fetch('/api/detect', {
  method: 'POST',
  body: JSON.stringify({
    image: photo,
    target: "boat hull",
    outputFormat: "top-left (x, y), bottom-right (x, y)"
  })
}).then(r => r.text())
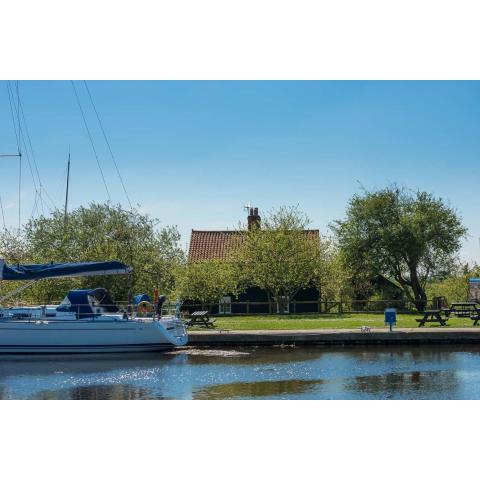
top-left (0, 344), bottom-right (174, 353)
top-left (0, 317), bottom-right (188, 354)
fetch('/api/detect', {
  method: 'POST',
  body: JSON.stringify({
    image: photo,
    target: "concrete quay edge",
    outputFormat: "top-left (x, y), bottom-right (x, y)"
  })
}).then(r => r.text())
top-left (187, 328), bottom-right (480, 346)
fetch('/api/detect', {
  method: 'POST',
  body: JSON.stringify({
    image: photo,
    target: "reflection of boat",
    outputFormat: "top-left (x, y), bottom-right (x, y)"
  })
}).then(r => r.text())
top-left (0, 259), bottom-right (188, 353)
top-left (0, 351), bottom-right (186, 399)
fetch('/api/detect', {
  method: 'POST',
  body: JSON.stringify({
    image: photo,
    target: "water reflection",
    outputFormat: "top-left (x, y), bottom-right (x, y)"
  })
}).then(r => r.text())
top-left (168, 347), bottom-right (323, 366)
top-left (0, 345), bottom-right (479, 399)
top-left (33, 384), bottom-right (157, 400)
top-left (347, 370), bottom-right (460, 399)
top-left (194, 379), bottom-right (324, 399)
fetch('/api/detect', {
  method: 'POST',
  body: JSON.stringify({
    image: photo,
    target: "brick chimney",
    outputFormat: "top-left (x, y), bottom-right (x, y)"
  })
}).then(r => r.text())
top-left (247, 207), bottom-right (261, 231)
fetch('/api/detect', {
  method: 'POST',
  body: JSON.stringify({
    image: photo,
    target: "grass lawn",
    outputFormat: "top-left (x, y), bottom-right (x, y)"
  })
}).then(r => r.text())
top-left (188, 313), bottom-right (475, 330)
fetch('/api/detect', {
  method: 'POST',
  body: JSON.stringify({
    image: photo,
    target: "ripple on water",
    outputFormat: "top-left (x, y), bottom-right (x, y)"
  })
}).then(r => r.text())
top-left (31, 384), bottom-right (160, 400)
top-left (2, 345), bottom-right (480, 399)
top-left (166, 348), bottom-right (250, 357)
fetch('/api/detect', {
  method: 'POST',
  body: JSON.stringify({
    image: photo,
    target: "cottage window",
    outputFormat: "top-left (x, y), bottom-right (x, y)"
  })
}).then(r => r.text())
top-left (219, 296), bottom-right (232, 315)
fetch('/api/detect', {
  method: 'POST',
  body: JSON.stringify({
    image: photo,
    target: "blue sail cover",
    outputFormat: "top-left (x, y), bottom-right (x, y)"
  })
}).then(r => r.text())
top-left (0, 260), bottom-right (131, 281)
top-left (56, 289), bottom-right (97, 318)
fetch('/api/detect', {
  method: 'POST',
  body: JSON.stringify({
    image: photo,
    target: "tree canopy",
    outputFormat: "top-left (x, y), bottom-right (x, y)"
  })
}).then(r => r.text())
top-left (313, 237), bottom-right (348, 309)
top-left (234, 206), bottom-right (337, 312)
top-left (174, 259), bottom-right (243, 309)
top-left (333, 186), bottom-right (467, 311)
top-left (0, 190), bottom-right (471, 314)
top-left (0, 203), bottom-right (185, 304)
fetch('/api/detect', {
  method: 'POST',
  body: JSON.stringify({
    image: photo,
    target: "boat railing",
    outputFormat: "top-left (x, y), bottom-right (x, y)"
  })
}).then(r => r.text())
top-left (1, 301), bottom-right (184, 322)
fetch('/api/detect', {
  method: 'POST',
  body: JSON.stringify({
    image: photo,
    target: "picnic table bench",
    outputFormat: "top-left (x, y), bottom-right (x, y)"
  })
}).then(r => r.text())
top-left (447, 302), bottom-right (480, 325)
top-left (416, 303), bottom-right (480, 327)
top-left (185, 310), bottom-right (216, 328)
top-left (416, 309), bottom-right (448, 327)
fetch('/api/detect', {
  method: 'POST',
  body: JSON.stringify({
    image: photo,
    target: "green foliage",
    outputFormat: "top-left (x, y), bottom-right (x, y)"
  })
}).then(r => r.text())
top-left (313, 237), bottom-right (349, 304)
top-left (426, 263), bottom-right (480, 304)
top-left (0, 229), bottom-right (31, 302)
top-left (175, 259), bottom-right (243, 308)
top-left (333, 186), bottom-right (467, 311)
top-left (235, 206), bottom-right (341, 312)
top-left (0, 229), bottom-right (29, 263)
top-left (1, 191), bottom-right (471, 314)
top-left (0, 203), bottom-right (185, 304)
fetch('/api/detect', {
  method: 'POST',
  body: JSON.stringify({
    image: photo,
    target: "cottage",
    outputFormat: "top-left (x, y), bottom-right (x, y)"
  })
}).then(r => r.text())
top-left (186, 207), bottom-right (321, 314)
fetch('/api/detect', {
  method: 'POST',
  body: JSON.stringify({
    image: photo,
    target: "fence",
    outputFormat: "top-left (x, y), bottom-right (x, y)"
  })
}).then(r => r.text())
top-left (0, 298), bottom-right (429, 316)
top-left (0, 301), bottom-right (178, 320)
top-left (178, 299), bottom-right (421, 315)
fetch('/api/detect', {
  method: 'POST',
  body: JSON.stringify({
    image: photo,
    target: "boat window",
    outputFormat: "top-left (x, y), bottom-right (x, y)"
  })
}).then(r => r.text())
top-left (58, 296), bottom-right (72, 308)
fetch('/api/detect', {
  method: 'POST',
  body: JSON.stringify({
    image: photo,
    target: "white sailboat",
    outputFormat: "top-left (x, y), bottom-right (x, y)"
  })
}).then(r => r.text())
top-left (0, 259), bottom-right (188, 353)
top-left (0, 82), bottom-right (188, 353)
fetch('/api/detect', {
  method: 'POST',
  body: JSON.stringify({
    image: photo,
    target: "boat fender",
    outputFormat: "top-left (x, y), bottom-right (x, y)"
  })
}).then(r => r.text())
top-left (137, 300), bottom-right (153, 317)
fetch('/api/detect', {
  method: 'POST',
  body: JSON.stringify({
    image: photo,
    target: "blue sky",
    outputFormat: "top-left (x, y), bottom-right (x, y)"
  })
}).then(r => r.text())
top-left (1, 81), bottom-right (479, 260)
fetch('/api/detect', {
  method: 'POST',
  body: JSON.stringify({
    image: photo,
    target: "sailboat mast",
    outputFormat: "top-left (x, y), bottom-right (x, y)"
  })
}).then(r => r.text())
top-left (64, 151), bottom-right (71, 224)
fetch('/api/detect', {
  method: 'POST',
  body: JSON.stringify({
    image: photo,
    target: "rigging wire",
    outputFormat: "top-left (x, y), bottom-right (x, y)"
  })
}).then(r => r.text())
top-left (4, 82), bottom-right (23, 231)
top-left (42, 189), bottom-right (58, 213)
top-left (18, 97), bottom-right (41, 185)
top-left (0, 195), bottom-right (6, 230)
top-left (83, 81), bottom-right (133, 210)
top-left (18, 148), bottom-right (22, 231)
top-left (30, 195), bottom-right (39, 220)
top-left (7, 82), bottom-right (39, 199)
top-left (16, 82), bottom-right (22, 231)
top-left (6, 81), bottom-right (55, 222)
top-left (3, 81), bottom-right (55, 229)
top-left (16, 81), bottom-right (21, 154)
top-left (64, 148), bottom-right (71, 225)
top-left (17, 90), bottom-right (57, 213)
top-left (6, 82), bottom-right (20, 151)
top-left (71, 81), bottom-right (112, 202)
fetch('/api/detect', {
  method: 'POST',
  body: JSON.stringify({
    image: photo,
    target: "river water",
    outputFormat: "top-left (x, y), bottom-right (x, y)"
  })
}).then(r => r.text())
top-left (1, 345), bottom-right (480, 399)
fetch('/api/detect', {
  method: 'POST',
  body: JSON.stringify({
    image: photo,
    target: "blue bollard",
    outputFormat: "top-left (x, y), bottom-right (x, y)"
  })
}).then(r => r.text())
top-left (384, 308), bottom-right (397, 332)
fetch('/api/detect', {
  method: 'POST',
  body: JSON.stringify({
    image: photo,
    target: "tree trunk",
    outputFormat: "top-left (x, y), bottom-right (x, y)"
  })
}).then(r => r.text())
top-left (267, 292), bottom-right (272, 314)
top-left (273, 293), bottom-right (289, 315)
top-left (409, 267), bottom-right (428, 312)
top-left (318, 285), bottom-right (322, 314)
top-left (275, 295), bottom-right (285, 315)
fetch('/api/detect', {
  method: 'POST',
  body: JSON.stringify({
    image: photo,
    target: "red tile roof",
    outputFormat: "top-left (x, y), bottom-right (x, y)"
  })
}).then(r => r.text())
top-left (188, 231), bottom-right (243, 261)
top-left (188, 229), bottom-right (320, 262)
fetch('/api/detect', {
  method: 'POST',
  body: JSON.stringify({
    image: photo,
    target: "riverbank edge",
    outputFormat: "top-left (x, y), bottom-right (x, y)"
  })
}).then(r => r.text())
top-left (187, 328), bottom-right (480, 346)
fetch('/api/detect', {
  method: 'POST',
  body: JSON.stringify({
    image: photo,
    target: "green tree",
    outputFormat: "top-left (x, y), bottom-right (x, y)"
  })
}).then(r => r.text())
top-left (235, 206), bottom-right (322, 313)
top-left (175, 259), bottom-right (243, 310)
top-left (313, 238), bottom-right (349, 312)
top-left (0, 229), bottom-right (31, 304)
top-left (0, 228), bottom-right (29, 264)
top-left (427, 262), bottom-right (480, 304)
top-left (333, 186), bottom-right (467, 311)
top-left (1, 203), bottom-right (185, 304)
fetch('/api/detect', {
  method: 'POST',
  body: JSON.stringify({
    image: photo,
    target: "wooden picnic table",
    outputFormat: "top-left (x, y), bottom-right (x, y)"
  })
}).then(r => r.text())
top-left (446, 302), bottom-right (480, 325)
top-left (416, 309), bottom-right (448, 327)
top-left (185, 310), bottom-right (216, 329)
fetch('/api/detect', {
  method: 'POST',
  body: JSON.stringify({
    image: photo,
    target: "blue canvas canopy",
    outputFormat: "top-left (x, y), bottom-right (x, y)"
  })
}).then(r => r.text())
top-left (0, 260), bottom-right (131, 281)
top-left (56, 289), bottom-right (97, 318)
top-left (56, 288), bottom-right (120, 319)
top-left (133, 293), bottom-right (152, 305)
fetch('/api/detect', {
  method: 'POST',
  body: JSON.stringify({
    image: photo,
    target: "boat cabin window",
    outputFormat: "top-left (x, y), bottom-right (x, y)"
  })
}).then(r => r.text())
top-left (58, 296), bottom-right (72, 309)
